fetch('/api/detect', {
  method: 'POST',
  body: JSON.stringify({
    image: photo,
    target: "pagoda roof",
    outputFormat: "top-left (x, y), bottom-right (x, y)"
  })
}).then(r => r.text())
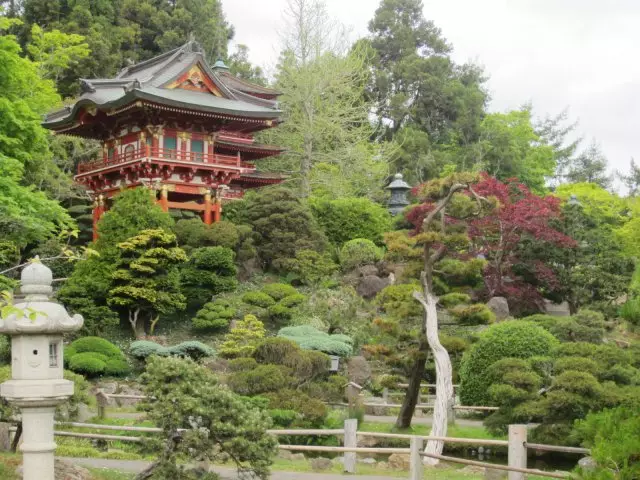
top-left (43, 41), bottom-right (281, 131)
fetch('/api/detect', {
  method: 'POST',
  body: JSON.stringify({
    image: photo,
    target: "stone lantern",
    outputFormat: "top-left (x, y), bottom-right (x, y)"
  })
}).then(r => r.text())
top-left (0, 259), bottom-right (83, 480)
top-left (386, 173), bottom-right (411, 215)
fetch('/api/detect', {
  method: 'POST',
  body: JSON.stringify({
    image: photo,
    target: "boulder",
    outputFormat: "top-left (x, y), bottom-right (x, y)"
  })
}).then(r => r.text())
top-left (290, 453), bottom-right (306, 461)
top-left (310, 457), bottom-right (333, 471)
top-left (97, 381), bottom-right (118, 395)
top-left (357, 434), bottom-right (381, 448)
top-left (358, 264), bottom-right (379, 277)
top-left (377, 461), bottom-right (389, 470)
top-left (578, 456), bottom-right (597, 472)
top-left (487, 297), bottom-right (510, 321)
top-left (116, 384), bottom-right (144, 407)
top-left (357, 275), bottom-right (389, 299)
top-left (347, 356), bottom-right (371, 385)
top-left (360, 457), bottom-right (377, 465)
top-left (18, 459), bottom-right (92, 480)
top-left (388, 453), bottom-right (410, 470)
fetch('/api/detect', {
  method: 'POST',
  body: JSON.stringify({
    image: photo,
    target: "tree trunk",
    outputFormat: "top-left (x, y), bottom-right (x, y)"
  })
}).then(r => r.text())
top-left (395, 337), bottom-right (429, 429)
top-left (10, 422), bottom-right (21, 452)
top-left (300, 132), bottom-right (313, 198)
top-left (129, 309), bottom-right (145, 339)
top-left (413, 291), bottom-right (454, 466)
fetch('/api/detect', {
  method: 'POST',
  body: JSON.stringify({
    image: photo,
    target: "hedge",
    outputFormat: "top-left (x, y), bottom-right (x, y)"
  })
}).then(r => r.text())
top-left (65, 337), bottom-right (128, 377)
top-left (68, 352), bottom-right (107, 377)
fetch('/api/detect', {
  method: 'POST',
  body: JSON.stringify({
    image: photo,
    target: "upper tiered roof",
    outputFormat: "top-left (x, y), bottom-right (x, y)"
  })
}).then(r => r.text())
top-left (43, 40), bottom-right (282, 135)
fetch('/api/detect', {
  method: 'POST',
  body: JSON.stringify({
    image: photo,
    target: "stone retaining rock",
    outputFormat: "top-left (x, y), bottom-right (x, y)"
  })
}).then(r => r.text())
top-left (310, 457), bottom-right (333, 471)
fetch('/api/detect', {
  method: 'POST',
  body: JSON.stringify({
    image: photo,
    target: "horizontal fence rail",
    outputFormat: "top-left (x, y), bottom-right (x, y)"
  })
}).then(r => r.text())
top-left (6, 420), bottom-right (588, 480)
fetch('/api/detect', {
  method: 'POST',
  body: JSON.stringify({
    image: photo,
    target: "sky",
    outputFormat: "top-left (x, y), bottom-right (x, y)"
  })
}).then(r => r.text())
top-left (222, 0), bottom-right (640, 177)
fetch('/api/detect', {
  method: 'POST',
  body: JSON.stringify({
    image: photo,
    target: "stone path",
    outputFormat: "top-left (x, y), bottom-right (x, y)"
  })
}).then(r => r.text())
top-left (64, 457), bottom-right (402, 480)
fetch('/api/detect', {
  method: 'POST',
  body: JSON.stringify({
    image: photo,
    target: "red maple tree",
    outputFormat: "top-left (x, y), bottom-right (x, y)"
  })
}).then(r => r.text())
top-left (468, 174), bottom-right (575, 307)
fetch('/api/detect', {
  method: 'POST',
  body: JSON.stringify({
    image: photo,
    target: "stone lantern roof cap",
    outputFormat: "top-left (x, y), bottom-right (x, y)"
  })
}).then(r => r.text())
top-left (386, 173), bottom-right (411, 191)
top-left (0, 258), bottom-right (83, 334)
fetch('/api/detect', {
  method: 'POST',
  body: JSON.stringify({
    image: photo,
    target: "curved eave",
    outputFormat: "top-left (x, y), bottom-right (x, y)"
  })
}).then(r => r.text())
top-left (43, 89), bottom-right (282, 131)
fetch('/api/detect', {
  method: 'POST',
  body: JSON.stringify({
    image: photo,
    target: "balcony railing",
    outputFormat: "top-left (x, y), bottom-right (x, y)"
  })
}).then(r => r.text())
top-left (77, 147), bottom-right (251, 174)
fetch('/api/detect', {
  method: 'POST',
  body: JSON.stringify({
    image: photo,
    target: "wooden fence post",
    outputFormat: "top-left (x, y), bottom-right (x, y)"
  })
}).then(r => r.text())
top-left (343, 419), bottom-right (357, 474)
top-left (447, 394), bottom-right (456, 426)
top-left (508, 424), bottom-right (527, 480)
top-left (95, 391), bottom-right (110, 420)
top-left (409, 436), bottom-right (423, 480)
top-left (382, 388), bottom-right (389, 405)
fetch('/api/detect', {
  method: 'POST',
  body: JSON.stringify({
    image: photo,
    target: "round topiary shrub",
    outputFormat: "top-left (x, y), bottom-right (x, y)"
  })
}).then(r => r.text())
top-left (68, 352), bottom-right (107, 377)
top-left (191, 300), bottom-right (236, 332)
top-left (279, 293), bottom-right (307, 308)
top-left (104, 358), bottom-right (132, 377)
top-left (262, 283), bottom-right (298, 301)
top-left (227, 364), bottom-right (292, 395)
top-left (339, 238), bottom-right (383, 271)
top-left (67, 336), bottom-right (123, 358)
top-left (166, 341), bottom-right (215, 361)
top-left (459, 321), bottom-right (558, 406)
top-left (242, 291), bottom-right (276, 308)
top-left (65, 336), bottom-right (128, 377)
top-left (278, 325), bottom-right (353, 357)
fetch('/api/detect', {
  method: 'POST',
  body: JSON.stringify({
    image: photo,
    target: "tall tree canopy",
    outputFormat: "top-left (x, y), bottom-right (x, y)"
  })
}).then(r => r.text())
top-left (13, 0), bottom-right (233, 96)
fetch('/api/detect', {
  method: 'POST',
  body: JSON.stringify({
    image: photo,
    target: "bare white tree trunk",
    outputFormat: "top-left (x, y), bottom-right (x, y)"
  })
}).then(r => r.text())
top-left (413, 290), bottom-right (453, 465)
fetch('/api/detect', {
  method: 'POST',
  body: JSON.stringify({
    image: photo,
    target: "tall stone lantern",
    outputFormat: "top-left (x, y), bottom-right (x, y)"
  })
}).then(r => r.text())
top-left (386, 172), bottom-right (411, 215)
top-left (0, 259), bottom-right (83, 480)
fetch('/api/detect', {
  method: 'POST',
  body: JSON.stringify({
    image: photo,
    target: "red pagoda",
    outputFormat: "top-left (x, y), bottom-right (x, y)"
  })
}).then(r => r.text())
top-left (43, 40), bottom-right (284, 239)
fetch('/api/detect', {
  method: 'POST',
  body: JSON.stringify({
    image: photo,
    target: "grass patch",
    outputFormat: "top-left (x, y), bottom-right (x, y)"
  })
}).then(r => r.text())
top-left (359, 422), bottom-right (504, 440)
top-left (87, 467), bottom-right (136, 480)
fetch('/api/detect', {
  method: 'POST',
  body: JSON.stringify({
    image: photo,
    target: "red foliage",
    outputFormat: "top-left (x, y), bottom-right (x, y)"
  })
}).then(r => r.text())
top-left (405, 174), bottom-right (575, 310)
top-left (468, 174), bottom-right (575, 305)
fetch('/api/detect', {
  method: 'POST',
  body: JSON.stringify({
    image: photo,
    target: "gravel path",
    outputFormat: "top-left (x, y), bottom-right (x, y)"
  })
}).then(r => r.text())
top-left (65, 457), bottom-right (403, 479)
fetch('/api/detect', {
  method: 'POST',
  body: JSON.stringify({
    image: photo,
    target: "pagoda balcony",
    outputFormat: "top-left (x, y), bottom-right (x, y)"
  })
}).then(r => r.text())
top-left (77, 146), bottom-right (253, 175)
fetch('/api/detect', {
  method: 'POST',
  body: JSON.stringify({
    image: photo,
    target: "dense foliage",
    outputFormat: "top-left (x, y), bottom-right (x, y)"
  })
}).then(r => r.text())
top-left (64, 336), bottom-right (130, 377)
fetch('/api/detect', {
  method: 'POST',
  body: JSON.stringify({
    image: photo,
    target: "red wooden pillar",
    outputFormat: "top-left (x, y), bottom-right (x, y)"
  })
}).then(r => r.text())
top-left (204, 191), bottom-right (213, 225)
top-left (92, 195), bottom-right (105, 242)
top-left (214, 189), bottom-right (222, 222)
top-left (159, 185), bottom-right (169, 212)
top-left (151, 133), bottom-right (159, 156)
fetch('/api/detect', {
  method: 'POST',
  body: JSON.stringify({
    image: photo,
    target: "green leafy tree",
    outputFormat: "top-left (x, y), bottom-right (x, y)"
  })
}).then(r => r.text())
top-left (566, 141), bottom-right (611, 189)
top-left (180, 246), bottom-right (237, 308)
top-left (108, 229), bottom-right (187, 338)
top-left (26, 24), bottom-right (89, 82)
top-left (536, 108), bottom-right (581, 187)
top-left (244, 188), bottom-right (327, 271)
top-left (138, 356), bottom-right (277, 480)
top-left (228, 44), bottom-right (266, 85)
top-left (365, 0), bottom-right (487, 182)
top-left (266, 0), bottom-right (390, 198)
top-left (477, 108), bottom-right (555, 192)
top-left (310, 197), bottom-right (392, 245)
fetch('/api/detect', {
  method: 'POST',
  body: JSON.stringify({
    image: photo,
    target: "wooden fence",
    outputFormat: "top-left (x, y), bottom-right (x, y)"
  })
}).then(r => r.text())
top-left (9, 416), bottom-right (589, 480)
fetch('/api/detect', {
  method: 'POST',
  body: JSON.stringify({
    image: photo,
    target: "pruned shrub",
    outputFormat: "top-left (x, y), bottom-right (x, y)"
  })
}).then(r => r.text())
top-left (265, 389), bottom-right (327, 427)
top-left (279, 293), bottom-right (307, 308)
top-left (219, 315), bottom-right (265, 358)
top-left (65, 337), bottom-right (128, 377)
top-left (262, 283), bottom-right (298, 301)
top-left (450, 303), bottom-right (496, 325)
top-left (375, 283), bottom-right (422, 319)
top-left (339, 238), bottom-right (383, 270)
top-left (439, 292), bottom-right (471, 308)
top-left (227, 364), bottom-right (293, 396)
top-left (286, 249), bottom-right (338, 285)
top-left (554, 356), bottom-right (600, 376)
top-left (278, 325), bottom-right (353, 357)
top-left (459, 321), bottom-right (558, 405)
top-left (68, 352), bottom-right (107, 377)
top-left (227, 357), bottom-right (258, 372)
top-left (269, 409), bottom-right (298, 427)
top-left (167, 341), bottom-right (215, 361)
top-left (192, 299), bottom-right (236, 332)
top-left (129, 340), bottom-right (166, 360)
top-left (242, 291), bottom-right (276, 308)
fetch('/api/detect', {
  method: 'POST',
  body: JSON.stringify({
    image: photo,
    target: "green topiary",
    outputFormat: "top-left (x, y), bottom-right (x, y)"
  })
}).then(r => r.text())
top-left (339, 238), bottom-right (383, 270)
top-left (285, 250), bottom-right (338, 286)
top-left (265, 389), bottom-right (327, 427)
top-left (242, 291), bottom-right (276, 308)
top-left (554, 356), bottom-right (600, 376)
top-left (278, 293), bottom-right (307, 308)
top-left (228, 357), bottom-right (259, 372)
top-left (450, 303), bottom-right (496, 325)
top-left (104, 358), bottom-right (131, 377)
top-left (267, 303), bottom-right (293, 323)
top-left (68, 352), bottom-right (107, 377)
top-left (67, 337), bottom-right (123, 358)
top-left (310, 197), bottom-right (392, 245)
top-left (191, 300), bottom-right (236, 332)
top-left (227, 364), bottom-right (293, 396)
top-left (129, 340), bottom-right (167, 360)
top-left (375, 283), bottom-right (422, 319)
top-left (278, 325), bottom-right (353, 357)
top-left (459, 321), bottom-right (559, 406)
top-left (262, 283), bottom-right (298, 301)
top-left (439, 292), bottom-right (471, 308)
top-left (166, 341), bottom-right (216, 361)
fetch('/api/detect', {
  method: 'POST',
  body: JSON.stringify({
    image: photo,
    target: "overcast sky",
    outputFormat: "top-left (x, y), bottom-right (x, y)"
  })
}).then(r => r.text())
top-left (222, 0), bottom-right (640, 177)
